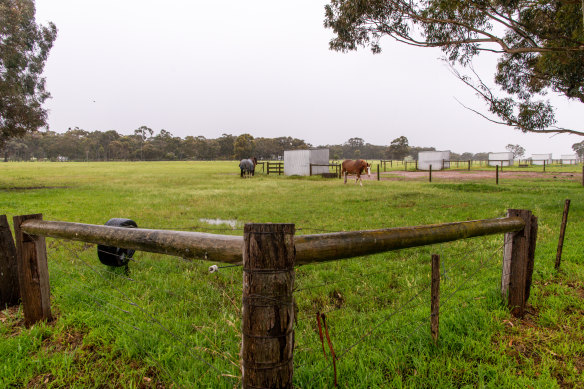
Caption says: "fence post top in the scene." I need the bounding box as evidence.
[244,223,295,235]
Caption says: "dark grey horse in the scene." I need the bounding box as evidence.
[239,157,257,177]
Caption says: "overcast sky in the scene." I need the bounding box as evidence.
[35,0,582,156]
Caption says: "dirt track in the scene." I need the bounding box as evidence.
[359,170,581,181]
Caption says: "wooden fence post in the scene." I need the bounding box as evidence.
[431,254,440,344]
[0,215,20,309]
[501,209,537,317]
[309,164,312,177]
[496,165,499,185]
[555,199,571,270]
[429,165,432,183]
[242,223,295,389]
[13,214,52,326]
[377,164,380,181]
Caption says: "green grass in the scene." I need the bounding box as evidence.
[1,161,583,388]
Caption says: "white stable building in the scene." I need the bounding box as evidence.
[531,153,552,165]
[418,151,450,171]
[284,149,329,176]
[560,154,578,164]
[488,152,513,166]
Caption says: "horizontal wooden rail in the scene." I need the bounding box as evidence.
[20,216,525,265]
[20,220,242,263]
[294,216,524,264]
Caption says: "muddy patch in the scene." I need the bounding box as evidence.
[0,186,70,191]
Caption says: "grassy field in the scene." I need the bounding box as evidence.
[1,161,583,388]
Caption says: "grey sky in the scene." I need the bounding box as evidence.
[35,0,582,157]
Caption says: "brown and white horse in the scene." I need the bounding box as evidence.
[341,159,371,186]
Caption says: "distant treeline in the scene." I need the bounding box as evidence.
[3,127,491,162]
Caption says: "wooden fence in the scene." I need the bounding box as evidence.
[1,210,537,388]
[266,161,283,175]
[309,163,341,178]
[377,159,582,173]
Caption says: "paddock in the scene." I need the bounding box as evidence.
[1,161,583,388]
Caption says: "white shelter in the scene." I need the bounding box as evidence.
[560,154,578,164]
[488,152,513,166]
[418,151,450,171]
[284,149,329,176]
[531,153,552,165]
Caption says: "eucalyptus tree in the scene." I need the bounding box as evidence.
[387,136,410,159]
[573,140,584,158]
[505,144,526,159]
[0,0,57,159]
[325,0,584,136]
[233,133,255,160]
[134,125,153,160]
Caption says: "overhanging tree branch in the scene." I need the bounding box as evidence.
[325,0,583,136]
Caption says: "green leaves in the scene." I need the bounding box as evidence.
[324,0,584,136]
[0,0,57,149]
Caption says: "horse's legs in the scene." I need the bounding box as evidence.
[241,169,244,178]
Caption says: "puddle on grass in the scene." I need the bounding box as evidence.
[199,218,240,229]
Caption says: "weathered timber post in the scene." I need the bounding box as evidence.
[0,215,20,308]
[430,254,440,344]
[555,199,571,270]
[543,160,546,172]
[309,164,312,177]
[242,223,295,389]
[377,164,380,181]
[468,160,471,171]
[496,165,499,185]
[501,209,537,317]
[429,165,432,183]
[13,214,52,326]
